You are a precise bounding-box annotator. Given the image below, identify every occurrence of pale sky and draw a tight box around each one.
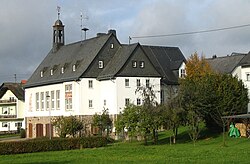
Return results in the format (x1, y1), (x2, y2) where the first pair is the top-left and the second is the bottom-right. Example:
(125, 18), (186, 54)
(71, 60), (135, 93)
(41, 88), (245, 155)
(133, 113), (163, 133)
(1, 0), (250, 83)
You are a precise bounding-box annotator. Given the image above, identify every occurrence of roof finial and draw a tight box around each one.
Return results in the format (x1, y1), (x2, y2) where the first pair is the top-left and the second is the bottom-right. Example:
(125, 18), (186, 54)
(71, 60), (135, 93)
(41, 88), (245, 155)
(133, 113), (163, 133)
(57, 6), (61, 20)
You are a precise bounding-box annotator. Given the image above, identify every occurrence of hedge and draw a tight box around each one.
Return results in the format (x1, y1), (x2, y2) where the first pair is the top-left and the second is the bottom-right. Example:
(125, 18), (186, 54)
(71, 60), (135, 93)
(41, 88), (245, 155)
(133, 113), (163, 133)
(0, 136), (112, 155)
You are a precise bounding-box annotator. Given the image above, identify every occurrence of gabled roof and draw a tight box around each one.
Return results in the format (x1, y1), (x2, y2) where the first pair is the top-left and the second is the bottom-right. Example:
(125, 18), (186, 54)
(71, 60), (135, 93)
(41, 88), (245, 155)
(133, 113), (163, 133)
(25, 33), (112, 88)
(142, 45), (186, 84)
(97, 43), (138, 80)
(206, 53), (247, 74)
(0, 83), (24, 101)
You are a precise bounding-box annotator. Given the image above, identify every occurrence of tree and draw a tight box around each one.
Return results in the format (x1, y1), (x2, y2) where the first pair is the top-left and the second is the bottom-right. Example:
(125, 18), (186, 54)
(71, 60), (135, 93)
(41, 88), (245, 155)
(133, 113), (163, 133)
(180, 53), (249, 137)
(92, 108), (112, 137)
(52, 116), (83, 138)
(162, 96), (185, 144)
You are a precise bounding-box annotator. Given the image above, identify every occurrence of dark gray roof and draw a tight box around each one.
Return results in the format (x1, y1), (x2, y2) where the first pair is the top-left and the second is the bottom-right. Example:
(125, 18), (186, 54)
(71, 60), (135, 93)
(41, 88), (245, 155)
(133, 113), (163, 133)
(206, 53), (246, 74)
(142, 45), (185, 84)
(97, 43), (138, 80)
(239, 52), (250, 67)
(26, 28), (185, 88)
(0, 83), (24, 101)
(25, 34), (111, 88)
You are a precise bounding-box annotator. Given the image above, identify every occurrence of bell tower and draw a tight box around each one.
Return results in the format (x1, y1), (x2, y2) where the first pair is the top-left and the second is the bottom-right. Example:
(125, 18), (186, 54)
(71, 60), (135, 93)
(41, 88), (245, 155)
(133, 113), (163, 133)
(53, 6), (64, 52)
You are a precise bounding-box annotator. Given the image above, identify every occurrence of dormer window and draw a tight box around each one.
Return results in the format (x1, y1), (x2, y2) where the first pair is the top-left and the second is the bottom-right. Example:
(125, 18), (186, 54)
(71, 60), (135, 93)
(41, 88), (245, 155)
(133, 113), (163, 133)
(180, 69), (186, 78)
(110, 43), (114, 49)
(72, 64), (76, 72)
(132, 61), (137, 68)
(99, 61), (104, 69)
(61, 67), (64, 74)
(40, 71), (43, 77)
(139, 61), (145, 68)
(50, 69), (53, 76)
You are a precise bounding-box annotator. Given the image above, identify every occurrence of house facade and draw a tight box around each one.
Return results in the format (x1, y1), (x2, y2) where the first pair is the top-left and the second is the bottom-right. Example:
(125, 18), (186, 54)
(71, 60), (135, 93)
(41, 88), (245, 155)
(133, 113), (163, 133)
(0, 82), (25, 133)
(24, 18), (186, 138)
(207, 53), (250, 113)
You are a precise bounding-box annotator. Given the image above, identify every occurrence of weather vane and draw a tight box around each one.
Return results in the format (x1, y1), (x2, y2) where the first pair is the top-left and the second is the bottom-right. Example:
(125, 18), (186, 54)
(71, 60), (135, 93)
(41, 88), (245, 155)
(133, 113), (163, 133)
(57, 6), (61, 19)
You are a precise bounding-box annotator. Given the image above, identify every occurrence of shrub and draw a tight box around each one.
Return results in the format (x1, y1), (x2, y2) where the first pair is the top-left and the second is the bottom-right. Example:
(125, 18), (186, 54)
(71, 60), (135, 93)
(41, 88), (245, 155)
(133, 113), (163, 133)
(0, 136), (112, 155)
(20, 129), (26, 138)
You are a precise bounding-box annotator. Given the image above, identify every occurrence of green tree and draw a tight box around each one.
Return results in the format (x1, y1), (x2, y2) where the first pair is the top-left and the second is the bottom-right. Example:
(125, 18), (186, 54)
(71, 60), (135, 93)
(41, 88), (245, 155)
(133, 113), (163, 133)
(92, 108), (112, 137)
(52, 116), (83, 138)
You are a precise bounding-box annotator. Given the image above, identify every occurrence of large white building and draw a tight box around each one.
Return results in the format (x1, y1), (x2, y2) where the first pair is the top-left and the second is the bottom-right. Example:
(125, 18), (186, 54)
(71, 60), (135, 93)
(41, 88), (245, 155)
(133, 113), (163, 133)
(24, 18), (186, 138)
(207, 53), (250, 113)
(0, 82), (25, 133)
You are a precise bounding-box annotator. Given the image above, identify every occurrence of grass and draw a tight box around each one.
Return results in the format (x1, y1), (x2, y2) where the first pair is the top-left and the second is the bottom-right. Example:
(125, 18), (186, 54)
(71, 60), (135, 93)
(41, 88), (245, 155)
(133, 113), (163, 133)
(0, 129), (249, 164)
(0, 133), (20, 139)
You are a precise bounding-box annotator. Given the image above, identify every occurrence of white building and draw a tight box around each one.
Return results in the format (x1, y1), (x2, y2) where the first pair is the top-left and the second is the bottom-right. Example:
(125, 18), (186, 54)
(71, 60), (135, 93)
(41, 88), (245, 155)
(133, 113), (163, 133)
(207, 53), (250, 113)
(24, 18), (186, 138)
(0, 82), (25, 133)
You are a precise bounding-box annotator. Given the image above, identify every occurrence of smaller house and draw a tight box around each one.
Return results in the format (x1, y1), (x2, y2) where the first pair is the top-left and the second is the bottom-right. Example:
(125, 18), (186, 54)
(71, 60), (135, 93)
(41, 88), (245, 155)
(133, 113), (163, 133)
(207, 52), (250, 113)
(0, 82), (25, 133)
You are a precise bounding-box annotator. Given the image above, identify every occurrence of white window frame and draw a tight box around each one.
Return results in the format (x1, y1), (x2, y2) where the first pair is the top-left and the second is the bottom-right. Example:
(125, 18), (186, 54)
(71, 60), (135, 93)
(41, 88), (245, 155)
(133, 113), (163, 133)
(46, 91), (50, 111)
(40, 71), (43, 77)
(89, 100), (93, 108)
(36, 92), (39, 111)
(139, 61), (145, 68)
(146, 79), (150, 88)
(137, 79), (141, 87)
(137, 98), (141, 105)
(72, 64), (76, 72)
(89, 80), (93, 88)
(125, 98), (130, 106)
(132, 61), (137, 68)
(98, 61), (104, 69)
(180, 69), (186, 78)
(51, 91), (55, 110)
(125, 79), (129, 87)
(41, 92), (45, 111)
(56, 90), (60, 110)
(246, 73), (250, 81)
(110, 43), (114, 49)
(2, 122), (8, 128)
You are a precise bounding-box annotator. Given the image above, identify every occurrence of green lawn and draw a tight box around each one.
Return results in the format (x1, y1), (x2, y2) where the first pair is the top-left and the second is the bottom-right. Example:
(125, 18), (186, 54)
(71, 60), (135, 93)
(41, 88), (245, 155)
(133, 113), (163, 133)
(0, 130), (249, 164)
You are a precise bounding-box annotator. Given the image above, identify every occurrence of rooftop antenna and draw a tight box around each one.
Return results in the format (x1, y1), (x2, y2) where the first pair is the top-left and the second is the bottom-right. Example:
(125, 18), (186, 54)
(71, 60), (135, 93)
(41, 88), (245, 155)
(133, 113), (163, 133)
(80, 11), (89, 43)
(57, 6), (61, 20)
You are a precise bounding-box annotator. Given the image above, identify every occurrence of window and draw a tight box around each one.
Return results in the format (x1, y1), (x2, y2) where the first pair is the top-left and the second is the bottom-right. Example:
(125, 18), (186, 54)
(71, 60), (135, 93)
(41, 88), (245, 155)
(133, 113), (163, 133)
(132, 61), (137, 68)
(125, 98), (130, 106)
(137, 79), (141, 87)
(46, 91), (50, 111)
(89, 100), (93, 108)
(104, 100), (107, 106)
(40, 71), (43, 77)
(51, 91), (55, 110)
(15, 122), (22, 127)
(137, 98), (141, 105)
(65, 84), (72, 110)
(125, 79), (129, 87)
(41, 92), (44, 111)
(61, 67), (64, 74)
(56, 90), (60, 110)
(110, 43), (114, 49)
(89, 80), (93, 88)
(50, 69), (53, 76)
(72, 64), (76, 72)
(180, 69), (186, 78)
(146, 79), (150, 88)
(247, 73), (250, 81)
(2, 122), (8, 128)
(98, 61), (104, 69)
(139, 61), (145, 68)
(160, 90), (164, 104)
(36, 92), (39, 111)
(2, 107), (7, 114)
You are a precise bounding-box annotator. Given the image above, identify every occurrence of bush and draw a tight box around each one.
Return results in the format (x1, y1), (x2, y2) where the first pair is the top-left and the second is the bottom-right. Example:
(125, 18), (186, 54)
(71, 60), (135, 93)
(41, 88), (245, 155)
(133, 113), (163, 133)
(20, 129), (26, 138)
(0, 136), (112, 155)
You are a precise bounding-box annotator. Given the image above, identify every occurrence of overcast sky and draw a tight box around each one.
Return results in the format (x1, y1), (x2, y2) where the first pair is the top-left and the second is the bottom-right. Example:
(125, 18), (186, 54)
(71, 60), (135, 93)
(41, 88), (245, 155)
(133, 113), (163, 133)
(1, 0), (250, 83)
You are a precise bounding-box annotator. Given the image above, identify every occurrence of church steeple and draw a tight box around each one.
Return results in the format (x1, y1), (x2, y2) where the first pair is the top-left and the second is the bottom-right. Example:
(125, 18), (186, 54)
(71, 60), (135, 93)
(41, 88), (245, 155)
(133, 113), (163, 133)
(53, 6), (64, 52)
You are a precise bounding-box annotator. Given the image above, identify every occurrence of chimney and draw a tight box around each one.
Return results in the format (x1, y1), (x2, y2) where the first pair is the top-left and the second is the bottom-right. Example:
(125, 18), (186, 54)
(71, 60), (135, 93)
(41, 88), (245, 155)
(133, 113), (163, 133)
(108, 29), (116, 36)
(96, 33), (106, 37)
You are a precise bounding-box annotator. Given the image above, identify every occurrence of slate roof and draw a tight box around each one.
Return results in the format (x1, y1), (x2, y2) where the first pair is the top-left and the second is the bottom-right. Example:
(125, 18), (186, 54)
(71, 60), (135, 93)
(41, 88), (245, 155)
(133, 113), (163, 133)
(142, 45), (185, 84)
(25, 33), (111, 88)
(97, 43), (139, 80)
(206, 53), (247, 74)
(25, 26), (186, 88)
(0, 83), (25, 101)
